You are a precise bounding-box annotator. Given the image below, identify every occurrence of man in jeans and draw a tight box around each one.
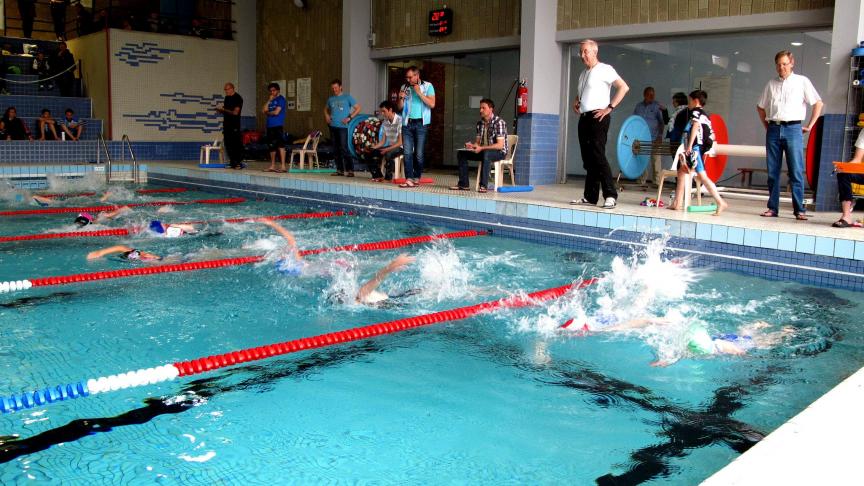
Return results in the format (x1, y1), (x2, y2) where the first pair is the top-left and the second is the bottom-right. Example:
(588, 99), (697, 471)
(450, 98), (508, 193)
(366, 101), (403, 182)
(756, 50), (823, 220)
(325, 79), (360, 177)
(397, 66), (435, 188)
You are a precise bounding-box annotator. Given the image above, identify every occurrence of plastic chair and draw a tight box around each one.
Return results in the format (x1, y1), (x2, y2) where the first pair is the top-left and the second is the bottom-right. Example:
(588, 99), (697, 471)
(290, 131), (322, 170)
(199, 139), (225, 166)
(387, 154), (405, 180)
(657, 144), (702, 209)
(475, 134), (518, 191)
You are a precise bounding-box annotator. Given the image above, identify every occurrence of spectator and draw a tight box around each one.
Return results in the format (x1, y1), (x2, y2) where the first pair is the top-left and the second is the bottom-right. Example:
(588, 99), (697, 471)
(215, 82), (244, 169)
(17, 0), (36, 39)
(325, 78), (360, 177)
(146, 11), (160, 32)
(37, 109), (59, 141)
(75, 3), (93, 37)
(665, 92), (689, 144)
(32, 51), (53, 91)
(365, 100), (403, 182)
(51, 42), (76, 97)
(2, 107), (33, 141)
(0, 119), (7, 140)
(832, 130), (864, 228)
(570, 39), (629, 209)
(450, 98), (508, 193)
(397, 66), (436, 188)
(50, 0), (70, 41)
(262, 82), (287, 172)
(756, 50), (823, 220)
(633, 86), (666, 185)
(59, 108), (83, 141)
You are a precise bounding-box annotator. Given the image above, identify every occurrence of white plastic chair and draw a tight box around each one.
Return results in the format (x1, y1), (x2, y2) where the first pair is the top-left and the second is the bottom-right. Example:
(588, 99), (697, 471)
(475, 134), (518, 191)
(199, 139), (225, 166)
(657, 144), (702, 209)
(290, 131), (322, 170)
(386, 154), (405, 180)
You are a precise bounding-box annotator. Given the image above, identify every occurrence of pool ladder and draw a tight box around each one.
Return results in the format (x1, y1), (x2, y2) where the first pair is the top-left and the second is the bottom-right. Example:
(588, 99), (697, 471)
(97, 134), (140, 184)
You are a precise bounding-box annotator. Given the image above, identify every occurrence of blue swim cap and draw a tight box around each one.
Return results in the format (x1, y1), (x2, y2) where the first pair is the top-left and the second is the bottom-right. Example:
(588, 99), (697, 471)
(149, 220), (165, 234)
(275, 258), (303, 276)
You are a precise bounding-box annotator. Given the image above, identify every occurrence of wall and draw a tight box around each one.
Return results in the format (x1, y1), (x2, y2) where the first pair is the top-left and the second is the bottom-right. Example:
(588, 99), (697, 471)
(557, 0), (835, 30)
(256, 0), (342, 138)
(67, 30), (109, 130)
(233, 0), (257, 119)
(108, 28), (237, 141)
(372, 0), (520, 49)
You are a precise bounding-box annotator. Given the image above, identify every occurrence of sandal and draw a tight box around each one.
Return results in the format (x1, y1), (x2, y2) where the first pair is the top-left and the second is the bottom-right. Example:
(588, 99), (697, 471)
(760, 210), (777, 217)
(831, 219), (851, 228)
(449, 186), (469, 191)
(399, 181), (417, 188)
(794, 213), (808, 221)
(477, 187), (488, 193)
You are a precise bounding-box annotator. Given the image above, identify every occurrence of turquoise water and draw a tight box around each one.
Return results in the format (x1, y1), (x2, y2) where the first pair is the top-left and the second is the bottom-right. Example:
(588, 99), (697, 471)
(0, 185), (862, 484)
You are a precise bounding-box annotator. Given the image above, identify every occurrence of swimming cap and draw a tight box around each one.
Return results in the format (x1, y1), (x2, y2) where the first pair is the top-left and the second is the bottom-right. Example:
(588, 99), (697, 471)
(275, 258), (303, 276)
(165, 226), (183, 238)
(74, 212), (94, 227)
(149, 220), (165, 234)
(122, 249), (142, 261)
(687, 326), (715, 355)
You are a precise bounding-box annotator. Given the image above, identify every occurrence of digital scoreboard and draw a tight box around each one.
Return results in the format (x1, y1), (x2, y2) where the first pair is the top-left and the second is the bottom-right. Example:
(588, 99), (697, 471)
(428, 8), (453, 36)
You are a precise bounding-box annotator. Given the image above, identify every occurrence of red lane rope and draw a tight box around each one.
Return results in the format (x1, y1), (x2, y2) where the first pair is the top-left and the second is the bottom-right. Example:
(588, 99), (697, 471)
(172, 278), (596, 377)
(0, 211), (353, 243)
(38, 188), (187, 199)
(0, 198), (245, 216)
(26, 230), (486, 288)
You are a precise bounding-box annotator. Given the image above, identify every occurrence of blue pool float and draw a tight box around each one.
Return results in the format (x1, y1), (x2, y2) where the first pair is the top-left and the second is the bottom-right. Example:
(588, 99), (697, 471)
(497, 185), (533, 193)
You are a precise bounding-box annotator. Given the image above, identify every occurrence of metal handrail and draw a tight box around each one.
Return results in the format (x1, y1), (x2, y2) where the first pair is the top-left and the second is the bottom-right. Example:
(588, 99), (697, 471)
(121, 135), (139, 184)
(97, 134), (112, 184)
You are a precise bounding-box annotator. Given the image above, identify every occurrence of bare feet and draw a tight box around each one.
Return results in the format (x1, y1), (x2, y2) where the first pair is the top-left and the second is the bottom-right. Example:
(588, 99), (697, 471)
(713, 200), (728, 216)
(666, 205), (677, 211)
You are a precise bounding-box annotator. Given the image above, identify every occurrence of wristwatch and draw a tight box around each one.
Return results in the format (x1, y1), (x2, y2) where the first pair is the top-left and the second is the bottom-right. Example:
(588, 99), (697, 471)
(607, 104), (615, 110)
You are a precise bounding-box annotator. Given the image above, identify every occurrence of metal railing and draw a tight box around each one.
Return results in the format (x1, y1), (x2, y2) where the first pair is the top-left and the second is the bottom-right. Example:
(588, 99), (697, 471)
(96, 133), (112, 184)
(121, 134), (139, 184)
(96, 134), (139, 184)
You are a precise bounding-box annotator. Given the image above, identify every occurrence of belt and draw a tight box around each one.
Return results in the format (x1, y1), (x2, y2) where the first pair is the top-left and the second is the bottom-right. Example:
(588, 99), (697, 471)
(408, 118), (423, 122)
(769, 120), (801, 126)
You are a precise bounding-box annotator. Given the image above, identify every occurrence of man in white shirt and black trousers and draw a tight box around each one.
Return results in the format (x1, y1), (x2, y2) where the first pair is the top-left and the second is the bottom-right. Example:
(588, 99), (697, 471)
(757, 50), (823, 220)
(571, 39), (630, 209)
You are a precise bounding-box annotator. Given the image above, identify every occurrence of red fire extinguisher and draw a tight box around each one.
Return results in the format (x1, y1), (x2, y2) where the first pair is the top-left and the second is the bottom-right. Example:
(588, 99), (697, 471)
(516, 80), (528, 115)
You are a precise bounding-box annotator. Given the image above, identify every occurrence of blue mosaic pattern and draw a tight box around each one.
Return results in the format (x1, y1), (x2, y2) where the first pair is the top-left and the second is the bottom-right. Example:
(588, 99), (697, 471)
(516, 113), (560, 185)
(815, 114), (848, 212)
(123, 109), (222, 133)
(162, 92), (222, 106)
(146, 167), (864, 291)
(0, 141), (201, 163)
(0, 95), (91, 118)
(114, 42), (184, 67)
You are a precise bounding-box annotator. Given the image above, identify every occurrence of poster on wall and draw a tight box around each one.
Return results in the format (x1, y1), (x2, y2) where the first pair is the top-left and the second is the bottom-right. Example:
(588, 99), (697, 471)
(285, 79), (296, 98)
(110, 29), (238, 141)
(272, 79), (286, 94)
(296, 77), (312, 112)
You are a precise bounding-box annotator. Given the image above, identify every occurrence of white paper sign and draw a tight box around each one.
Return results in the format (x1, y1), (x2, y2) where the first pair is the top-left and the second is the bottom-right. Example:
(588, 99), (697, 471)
(285, 79), (296, 98)
(296, 78), (312, 112)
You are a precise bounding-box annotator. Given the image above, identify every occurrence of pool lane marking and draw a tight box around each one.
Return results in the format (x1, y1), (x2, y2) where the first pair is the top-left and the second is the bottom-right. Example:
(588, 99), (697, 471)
(147, 176), (864, 280)
(0, 278), (594, 414)
(0, 197), (246, 217)
(0, 210), (353, 243)
(0, 230), (487, 293)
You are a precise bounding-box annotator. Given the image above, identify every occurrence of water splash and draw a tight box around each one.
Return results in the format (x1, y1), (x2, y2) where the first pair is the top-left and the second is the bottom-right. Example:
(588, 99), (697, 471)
(416, 240), (471, 303)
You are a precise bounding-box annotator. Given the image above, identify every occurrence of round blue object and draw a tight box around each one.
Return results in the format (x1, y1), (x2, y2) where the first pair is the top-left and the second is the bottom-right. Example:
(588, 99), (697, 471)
(616, 115), (652, 179)
(345, 114), (372, 158)
(497, 185), (534, 193)
(852, 47), (864, 57)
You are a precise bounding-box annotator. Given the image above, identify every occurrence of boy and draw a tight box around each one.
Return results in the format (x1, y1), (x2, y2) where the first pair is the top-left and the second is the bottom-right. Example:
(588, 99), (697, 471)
(59, 108), (83, 141)
(668, 90), (728, 215)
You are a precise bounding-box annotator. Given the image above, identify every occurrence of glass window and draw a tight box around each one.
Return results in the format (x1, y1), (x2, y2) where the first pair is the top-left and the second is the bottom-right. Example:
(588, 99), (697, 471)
(565, 31), (831, 180)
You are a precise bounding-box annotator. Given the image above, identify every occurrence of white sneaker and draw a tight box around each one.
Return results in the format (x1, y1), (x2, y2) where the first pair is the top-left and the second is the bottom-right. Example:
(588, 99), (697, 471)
(602, 197), (616, 209)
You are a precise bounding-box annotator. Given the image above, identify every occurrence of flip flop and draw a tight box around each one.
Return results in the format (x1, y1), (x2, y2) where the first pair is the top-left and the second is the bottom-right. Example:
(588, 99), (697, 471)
(832, 219), (852, 228)
(449, 186), (469, 191)
(399, 181), (417, 188)
(760, 210), (777, 217)
(795, 213), (808, 221)
(477, 187), (488, 193)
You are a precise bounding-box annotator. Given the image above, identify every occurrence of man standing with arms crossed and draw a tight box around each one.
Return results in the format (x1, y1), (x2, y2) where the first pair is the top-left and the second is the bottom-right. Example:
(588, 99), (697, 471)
(397, 66), (436, 188)
(262, 82), (287, 173)
(571, 39), (629, 209)
(757, 50), (823, 220)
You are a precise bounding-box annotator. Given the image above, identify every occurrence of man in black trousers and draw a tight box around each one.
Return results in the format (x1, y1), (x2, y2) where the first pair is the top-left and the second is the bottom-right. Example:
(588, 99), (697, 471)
(216, 82), (245, 169)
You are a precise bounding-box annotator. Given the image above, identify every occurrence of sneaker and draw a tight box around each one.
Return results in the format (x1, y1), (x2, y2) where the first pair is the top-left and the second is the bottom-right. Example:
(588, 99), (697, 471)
(602, 197), (617, 209)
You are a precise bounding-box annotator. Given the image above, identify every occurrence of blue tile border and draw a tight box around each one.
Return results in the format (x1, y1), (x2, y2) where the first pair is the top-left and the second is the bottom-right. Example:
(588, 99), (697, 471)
(147, 168), (864, 291)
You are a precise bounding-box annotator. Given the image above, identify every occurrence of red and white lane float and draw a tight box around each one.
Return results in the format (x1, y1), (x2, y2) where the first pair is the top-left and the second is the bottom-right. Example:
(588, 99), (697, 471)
(0, 197), (246, 217)
(0, 210), (353, 243)
(0, 230), (487, 293)
(0, 278), (596, 414)
(37, 187), (189, 199)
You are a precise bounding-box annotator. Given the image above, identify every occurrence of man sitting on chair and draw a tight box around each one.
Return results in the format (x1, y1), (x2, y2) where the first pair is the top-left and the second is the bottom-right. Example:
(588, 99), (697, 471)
(833, 130), (864, 228)
(450, 98), (508, 193)
(366, 100), (403, 182)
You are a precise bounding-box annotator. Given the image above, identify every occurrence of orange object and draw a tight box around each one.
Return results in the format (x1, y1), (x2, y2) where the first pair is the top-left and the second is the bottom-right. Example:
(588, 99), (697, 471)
(833, 162), (864, 174)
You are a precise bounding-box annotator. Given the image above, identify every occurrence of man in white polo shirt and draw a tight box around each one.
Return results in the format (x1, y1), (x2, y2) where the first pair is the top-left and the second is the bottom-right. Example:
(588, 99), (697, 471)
(757, 50), (823, 220)
(570, 39), (630, 209)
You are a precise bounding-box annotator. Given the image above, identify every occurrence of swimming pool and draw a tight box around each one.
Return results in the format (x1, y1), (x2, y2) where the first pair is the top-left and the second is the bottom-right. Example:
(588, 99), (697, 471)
(0, 184), (862, 483)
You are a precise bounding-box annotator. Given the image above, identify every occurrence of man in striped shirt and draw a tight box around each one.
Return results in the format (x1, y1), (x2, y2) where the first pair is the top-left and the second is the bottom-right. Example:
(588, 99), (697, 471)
(450, 98), (508, 193)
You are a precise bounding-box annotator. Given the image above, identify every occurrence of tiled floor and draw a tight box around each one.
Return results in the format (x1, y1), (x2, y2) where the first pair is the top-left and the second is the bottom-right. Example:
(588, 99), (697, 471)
(150, 160), (864, 243)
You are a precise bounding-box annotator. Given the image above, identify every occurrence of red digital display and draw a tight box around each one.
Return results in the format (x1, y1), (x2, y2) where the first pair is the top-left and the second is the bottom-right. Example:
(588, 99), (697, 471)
(428, 8), (453, 36)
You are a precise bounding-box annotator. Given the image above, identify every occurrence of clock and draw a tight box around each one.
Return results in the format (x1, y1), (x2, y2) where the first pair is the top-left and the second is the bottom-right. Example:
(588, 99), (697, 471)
(428, 8), (453, 36)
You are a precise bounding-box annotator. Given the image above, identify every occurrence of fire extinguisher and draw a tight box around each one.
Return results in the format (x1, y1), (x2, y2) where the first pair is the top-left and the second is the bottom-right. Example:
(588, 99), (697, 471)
(516, 80), (528, 115)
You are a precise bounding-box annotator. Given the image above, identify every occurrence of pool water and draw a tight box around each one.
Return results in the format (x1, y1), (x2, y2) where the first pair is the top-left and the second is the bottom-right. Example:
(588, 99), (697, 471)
(0, 184), (862, 484)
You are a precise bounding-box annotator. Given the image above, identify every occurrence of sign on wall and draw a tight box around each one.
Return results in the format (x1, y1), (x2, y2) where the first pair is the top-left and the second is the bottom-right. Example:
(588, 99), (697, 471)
(111, 29), (238, 141)
(296, 77), (312, 112)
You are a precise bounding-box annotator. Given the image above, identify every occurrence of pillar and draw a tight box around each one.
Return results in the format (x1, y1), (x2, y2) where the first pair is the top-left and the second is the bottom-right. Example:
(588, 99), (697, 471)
(342, 0), (378, 114)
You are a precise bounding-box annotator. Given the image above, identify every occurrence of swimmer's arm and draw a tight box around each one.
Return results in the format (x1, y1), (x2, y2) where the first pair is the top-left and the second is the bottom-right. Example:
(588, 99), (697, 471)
(97, 205), (131, 221)
(31, 195), (53, 206)
(604, 317), (669, 332)
(356, 254), (415, 303)
(99, 191), (113, 202)
(258, 219), (301, 258)
(87, 245), (134, 260)
(713, 339), (746, 356)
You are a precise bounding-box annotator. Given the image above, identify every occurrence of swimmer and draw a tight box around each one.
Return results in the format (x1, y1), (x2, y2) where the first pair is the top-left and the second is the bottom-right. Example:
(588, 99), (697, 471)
(72, 206), (131, 227)
(258, 218), (304, 275)
(355, 254), (415, 305)
(86, 245), (162, 262)
(148, 220), (199, 238)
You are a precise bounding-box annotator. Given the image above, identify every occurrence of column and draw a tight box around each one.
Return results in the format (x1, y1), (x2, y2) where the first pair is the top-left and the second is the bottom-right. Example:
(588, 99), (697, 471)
(342, 0), (377, 114)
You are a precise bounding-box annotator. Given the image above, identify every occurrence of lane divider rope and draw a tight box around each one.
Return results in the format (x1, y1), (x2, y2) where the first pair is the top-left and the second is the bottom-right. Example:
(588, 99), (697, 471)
(0, 278), (595, 414)
(0, 197), (246, 217)
(0, 210), (353, 243)
(0, 230), (486, 293)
